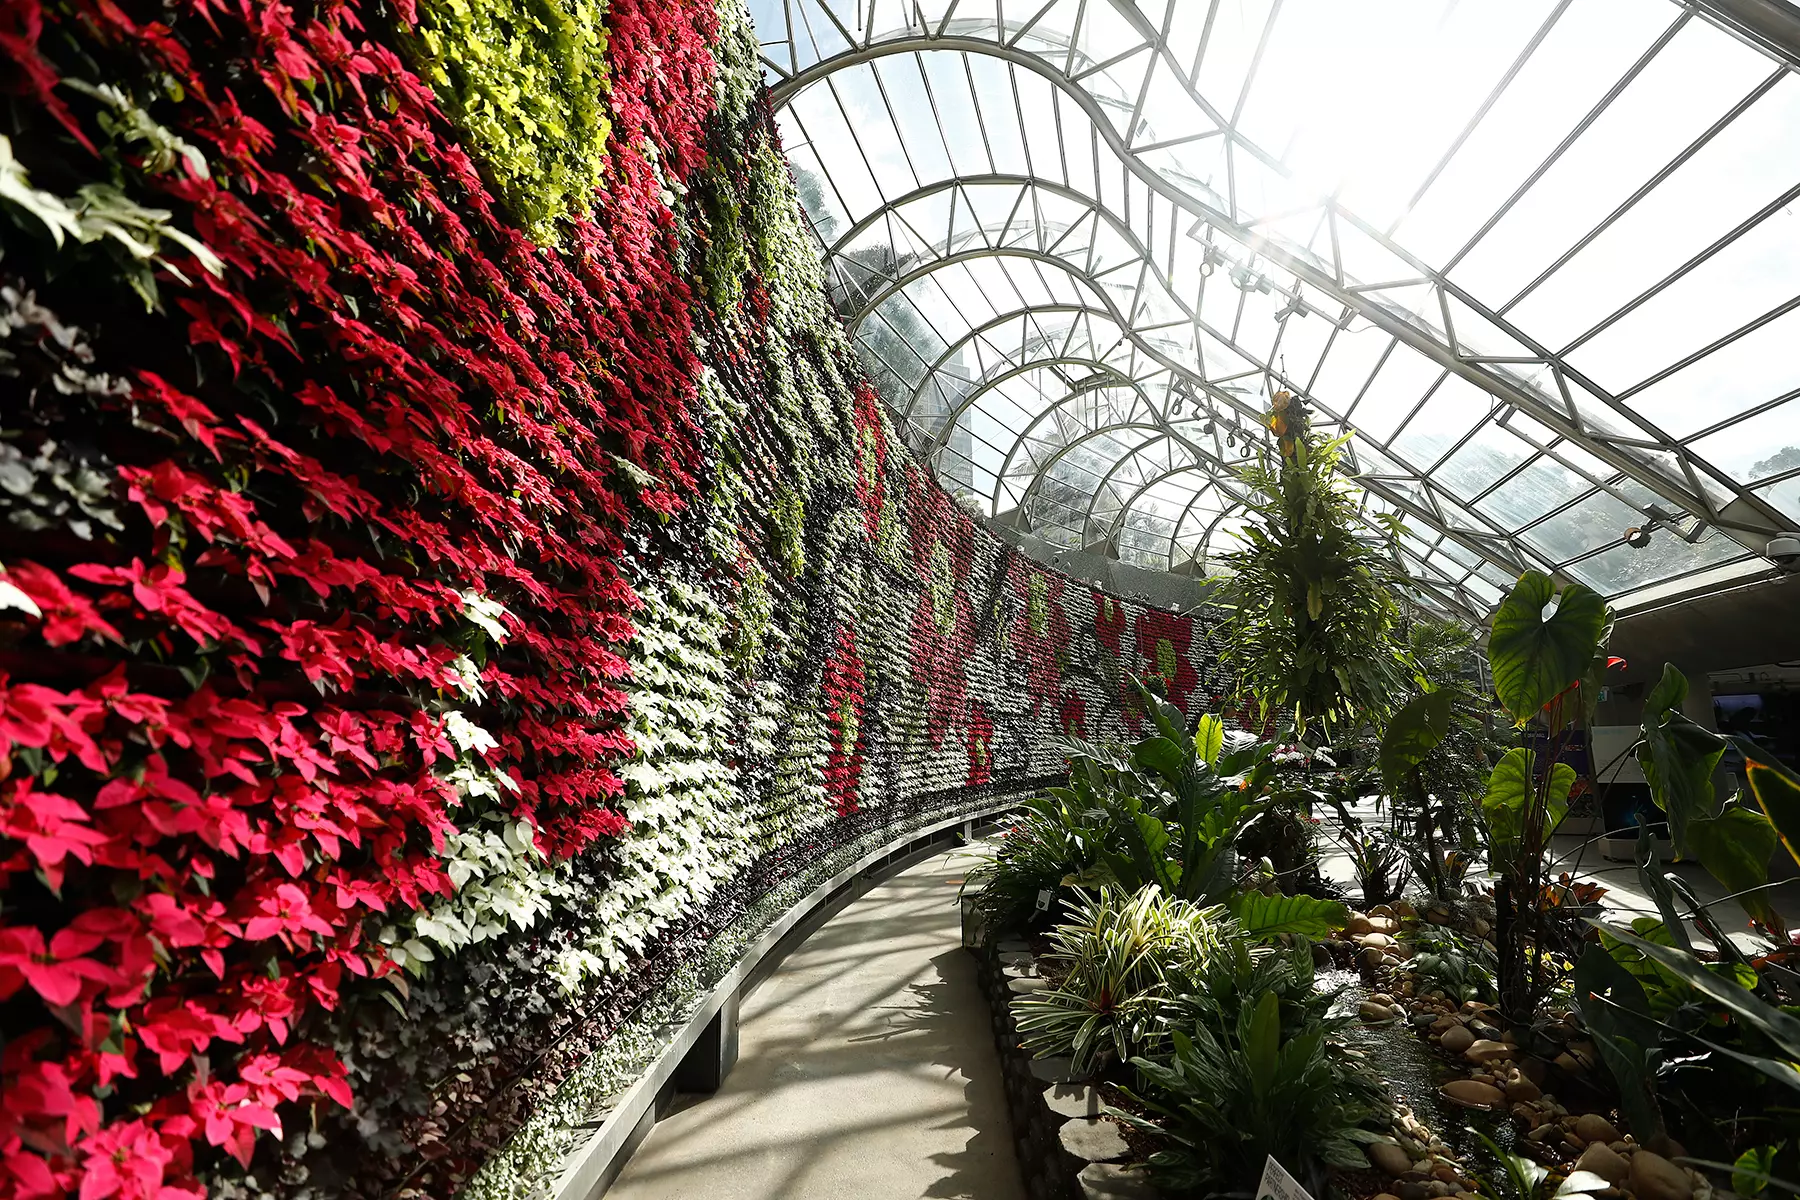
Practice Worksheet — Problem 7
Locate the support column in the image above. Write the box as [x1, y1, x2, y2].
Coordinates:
[674, 988, 740, 1094]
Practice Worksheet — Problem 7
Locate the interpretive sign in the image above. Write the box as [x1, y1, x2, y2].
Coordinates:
[1256, 1155, 1315, 1200]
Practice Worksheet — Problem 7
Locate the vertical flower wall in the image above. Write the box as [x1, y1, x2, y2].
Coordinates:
[0, 1, 1229, 1197]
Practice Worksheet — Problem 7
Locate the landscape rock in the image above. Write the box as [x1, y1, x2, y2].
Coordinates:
[1362, 947, 1388, 968]
[1398, 1183, 1433, 1200]
[1503, 1072, 1542, 1103]
[1060, 1117, 1130, 1163]
[1628, 1151, 1693, 1200]
[1439, 1079, 1506, 1108]
[1369, 1142, 1414, 1177]
[1440, 1025, 1475, 1053]
[1361, 1001, 1400, 1022]
[1008, 977, 1049, 994]
[1576, 1142, 1630, 1185]
[1463, 1039, 1513, 1064]
[1028, 1057, 1088, 1084]
[1347, 912, 1375, 936]
[1358, 932, 1395, 949]
[1044, 1084, 1104, 1120]
[1575, 1114, 1622, 1145]
[1079, 1162, 1159, 1200]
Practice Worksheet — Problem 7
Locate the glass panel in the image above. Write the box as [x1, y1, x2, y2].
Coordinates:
[1685, 401, 1800, 485]
[1518, 488, 1641, 564]
[1450, 18, 1761, 308]
[1562, 531, 1745, 596]
[1479, 456, 1595, 530]
[1505, 73, 1800, 346]
[1755, 472, 1800, 524]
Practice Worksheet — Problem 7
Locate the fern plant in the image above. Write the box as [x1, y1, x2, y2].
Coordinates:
[1215, 392, 1411, 738]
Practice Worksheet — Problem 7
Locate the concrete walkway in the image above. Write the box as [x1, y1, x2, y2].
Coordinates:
[607, 848, 1025, 1200]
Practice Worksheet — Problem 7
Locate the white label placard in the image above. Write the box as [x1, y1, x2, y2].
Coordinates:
[1255, 1154, 1314, 1200]
[1034, 887, 1055, 912]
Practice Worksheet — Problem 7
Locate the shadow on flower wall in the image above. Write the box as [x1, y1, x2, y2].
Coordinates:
[0, 0, 1228, 1196]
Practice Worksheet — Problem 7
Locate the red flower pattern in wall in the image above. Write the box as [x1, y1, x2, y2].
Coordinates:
[821, 625, 867, 817]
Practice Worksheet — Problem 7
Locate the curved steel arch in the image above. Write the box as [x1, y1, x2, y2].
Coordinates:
[830, 178, 1554, 566]
[844, 236, 1550, 585]
[773, 32, 1794, 552]
[1078, 435, 1200, 545]
[989, 381, 1172, 513]
[922, 357, 1145, 458]
[900, 303, 1153, 423]
[1012, 422, 1178, 534]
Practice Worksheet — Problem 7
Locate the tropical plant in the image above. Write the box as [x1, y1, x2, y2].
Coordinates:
[1114, 989, 1390, 1195]
[1467, 1127, 1612, 1200]
[1333, 821, 1413, 909]
[1409, 927, 1498, 1004]
[1012, 887, 1226, 1073]
[1636, 664, 1787, 938]
[1083, 684, 1279, 906]
[1570, 783, 1800, 1167]
[1481, 570, 1614, 1021]
[963, 791, 1110, 930]
[1214, 391, 1413, 739]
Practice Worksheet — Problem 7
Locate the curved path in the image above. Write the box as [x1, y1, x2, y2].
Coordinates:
[607, 847, 1025, 1200]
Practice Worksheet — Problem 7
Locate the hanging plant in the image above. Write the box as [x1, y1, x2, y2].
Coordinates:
[1214, 391, 1411, 738]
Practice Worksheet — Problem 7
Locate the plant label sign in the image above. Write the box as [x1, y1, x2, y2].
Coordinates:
[1256, 1155, 1314, 1200]
[1035, 888, 1055, 912]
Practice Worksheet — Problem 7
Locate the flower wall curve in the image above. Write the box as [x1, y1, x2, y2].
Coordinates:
[0, 1, 1228, 1196]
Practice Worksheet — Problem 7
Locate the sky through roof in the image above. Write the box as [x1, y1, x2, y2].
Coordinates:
[750, 0, 1800, 617]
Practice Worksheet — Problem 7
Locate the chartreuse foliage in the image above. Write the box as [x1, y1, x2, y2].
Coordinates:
[403, 0, 613, 241]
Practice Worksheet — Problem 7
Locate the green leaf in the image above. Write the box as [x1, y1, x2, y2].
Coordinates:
[1486, 571, 1610, 726]
[1598, 923, 1800, 1055]
[1230, 891, 1349, 939]
[1633, 830, 1694, 956]
[1132, 736, 1188, 784]
[1194, 713, 1224, 769]
[1636, 665, 1727, 854]
[1481, 750, 1574, 872]
[1245, 989, 1281, 1094]
[1688, 804, 1779, 928]
[1743, 744, 1800, 870]
[1481, 747, 1534, 863]
[1379, 689, 1452, 780]
[1571, 944, 1665, 1145]
[1733, 1145, 1780, 1198]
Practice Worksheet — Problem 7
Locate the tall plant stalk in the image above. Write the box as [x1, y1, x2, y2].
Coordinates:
[1481, 571, 1612, 1023]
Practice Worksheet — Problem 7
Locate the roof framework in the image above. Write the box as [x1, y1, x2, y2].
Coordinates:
[751, 0, 1800, 615]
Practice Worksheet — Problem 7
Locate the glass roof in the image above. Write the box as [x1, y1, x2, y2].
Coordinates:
[749, 0, 1800, 617]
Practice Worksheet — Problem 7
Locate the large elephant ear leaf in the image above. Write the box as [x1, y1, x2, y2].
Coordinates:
[1742, 743, 1800, 869]
[1688, 805, 1779, 930]
[1378, 689, 1452, 782]
[1636, 665, 1727, 854]
[1487, 571, 1610, 726]
[1481, 747, 1535, 864]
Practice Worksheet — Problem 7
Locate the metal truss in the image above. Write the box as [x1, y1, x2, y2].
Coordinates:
[827, 179, 1563, 582]
[761, 0, 1800, 611]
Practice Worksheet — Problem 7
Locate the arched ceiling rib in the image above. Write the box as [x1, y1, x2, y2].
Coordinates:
[753, 0, 1800, 612]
